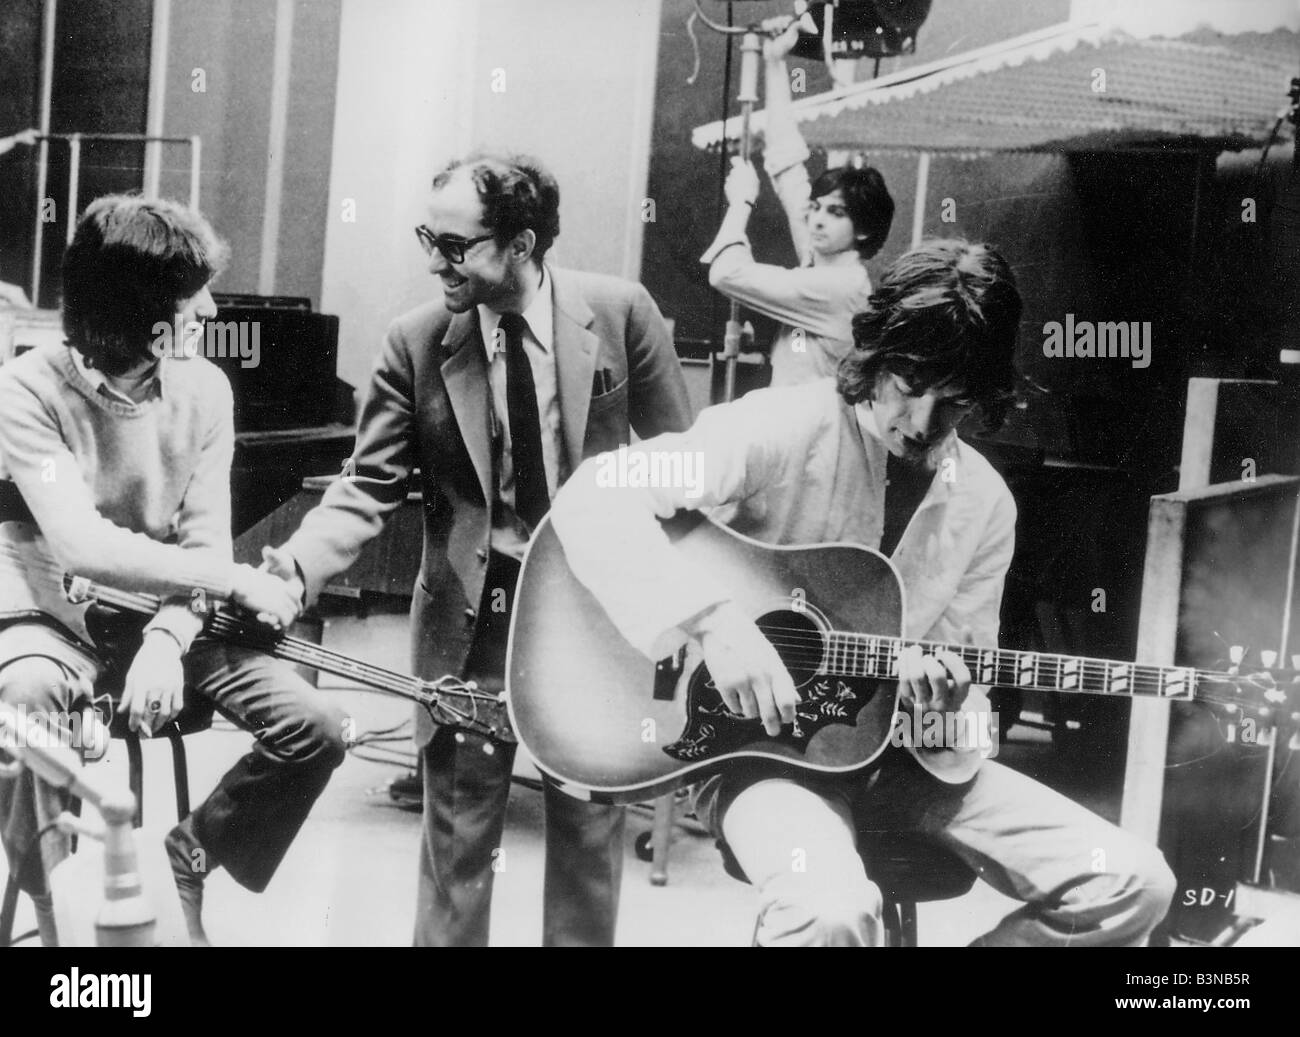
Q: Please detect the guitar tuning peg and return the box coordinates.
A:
[64,576,92,605]
[1261,650,1278,669]
[1229,645,1246,666]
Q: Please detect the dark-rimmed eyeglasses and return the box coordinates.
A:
[414,225,495,265]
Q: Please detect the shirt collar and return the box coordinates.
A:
[854,401,883,443]
[71,348,163,404]
[479,266,553,359]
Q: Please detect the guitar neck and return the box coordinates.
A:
[824,632,1199,702]
[84,582,435,706]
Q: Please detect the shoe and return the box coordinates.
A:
[164,818,211,947]
[387,771,423,812]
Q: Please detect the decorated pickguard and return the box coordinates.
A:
[664,670,879,762]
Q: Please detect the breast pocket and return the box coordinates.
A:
[587,377,628,416]
[583,378,630,454]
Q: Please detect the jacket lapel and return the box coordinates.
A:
[439,310,493,505]
[549,267,600,471]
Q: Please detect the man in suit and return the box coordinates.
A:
[268,153,692,946]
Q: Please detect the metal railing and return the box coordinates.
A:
[27,131,201,306]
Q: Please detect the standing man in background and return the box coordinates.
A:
[271,152,693,946]
[703,20,894,386]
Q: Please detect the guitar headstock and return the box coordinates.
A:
[1197,645,1300,750]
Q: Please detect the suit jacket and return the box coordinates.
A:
[283,264,693,745]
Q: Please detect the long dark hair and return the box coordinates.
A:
[837,239,1022,430]
[61,194,228,375]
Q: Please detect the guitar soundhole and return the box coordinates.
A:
[756,609,823,688]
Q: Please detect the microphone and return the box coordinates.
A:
[0,703,156,946]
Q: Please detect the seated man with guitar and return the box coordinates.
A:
[0,195,346,945]
[543,239,1176,946]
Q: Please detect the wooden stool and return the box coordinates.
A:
[716,829,977,947]
[861,833,978,947]
[107,706,214,830]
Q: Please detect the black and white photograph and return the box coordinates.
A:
[0,0,1297,979]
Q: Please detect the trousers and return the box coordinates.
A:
[0,621,347,895]
[696,748,1177,946]
[412,550,625,947]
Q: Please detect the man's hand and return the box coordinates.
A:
[121,631,186,737]
[0,128,38,158]
[259,544,305,607]
[724,158,761,209]
[897,640,972,716]
[231,563,301,630]
[687,602,799,737]
[0,281,32,309]
[762,14,808,63]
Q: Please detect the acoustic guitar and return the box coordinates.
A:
[507,513,1297,804]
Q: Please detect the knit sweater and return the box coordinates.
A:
[0,343,239,648]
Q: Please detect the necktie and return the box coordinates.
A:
[498,312,549,529]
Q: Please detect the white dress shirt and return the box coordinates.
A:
[477,267,567,559]
[699,112,871,387]
[551,377,1017,662]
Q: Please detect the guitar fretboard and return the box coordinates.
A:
[823,632,1197,700]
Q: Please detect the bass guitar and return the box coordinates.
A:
[0,522,509,740]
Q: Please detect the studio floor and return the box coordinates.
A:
[6,607,1299,948]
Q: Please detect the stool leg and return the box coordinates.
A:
[0,872,19,947]
[881,895,901,947]
[650,792,675,887]
[167,726,191,820]
[69,795,82,854]
[900,900,919,947]
[125,733,143,829]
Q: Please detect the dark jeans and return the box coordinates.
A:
[412,551,625,947]
[0,623,346,895]
[182,639,347,891]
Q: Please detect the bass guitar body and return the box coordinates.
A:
[508,513,911,803]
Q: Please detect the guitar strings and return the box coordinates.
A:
[0,537,1255,697]
[0,539,1276,709]
[754,623,1261,689]
[0,538,505,728]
